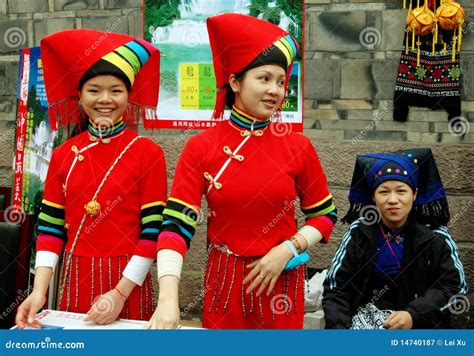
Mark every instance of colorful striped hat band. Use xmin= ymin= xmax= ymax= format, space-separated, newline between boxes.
xmin=79 ymin=39 xmax=152 ymax=89
xmin=245 ymin=34 xmax=298 ymax=72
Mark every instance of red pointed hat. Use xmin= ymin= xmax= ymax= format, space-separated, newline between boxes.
xmin=206 ymin=13 xmax=299 ymax=119
xmin=40 ymin=29 xmax=160 ymax=129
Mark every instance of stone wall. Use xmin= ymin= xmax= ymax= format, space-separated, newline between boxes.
xmin=0 ymin=0 xmax=472 ymax=327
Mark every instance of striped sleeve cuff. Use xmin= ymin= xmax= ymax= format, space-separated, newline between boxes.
xmin=160 ymin=197 xmax=200 ymax=249
xmin=37 ymin=199 xmax=67 ymax=242
xmin=140 ymin=201 xmax=165 ymax=241
xmin=36 ymin=234 xmax=65 ymax=255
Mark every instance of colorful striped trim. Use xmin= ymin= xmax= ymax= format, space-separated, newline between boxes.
xmin=100 ymin=39 xmax=151 ymax=86
xmin=272 ymin=35 xmax=298 ymax=68
xmin=37 ymin=200 xmax=66 ymax=241
xmin=433 ymin=227 xmax=469 ymax=294
xmin=42 ymin=199 xmax=64 ymax=209
xmin=140 ymin=201 xmax=165 ymax=242
xmin=230 ymin=106 xmax=270 ymax=130
xmin=88 ymin=118 xmax=125 ymax=138
xmin=327 ymin=219 xmax=361 ymax=289
xmin=302 ymin=195 xmax=336 ymax=221
xmin=167 ymin=197 xmax=199 ymax=214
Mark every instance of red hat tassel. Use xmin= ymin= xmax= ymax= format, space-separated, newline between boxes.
xmin=212 ymin=87 xmax=227 ymax=120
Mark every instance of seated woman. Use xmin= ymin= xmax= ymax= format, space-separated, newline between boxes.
xmin=323 ymin=148 xmax=468 ymax=329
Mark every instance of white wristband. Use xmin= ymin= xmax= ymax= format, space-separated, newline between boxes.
xmin=35 ymin=251 xmax=59 ymax=271
xmin=157 ymin=249 xmax=183 ymax=280
xmin=122 ymin=255 xmax=153 ymax=286
xmin=298 ymin=225 xmax=323 ymax=248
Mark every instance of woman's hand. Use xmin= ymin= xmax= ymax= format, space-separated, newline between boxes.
xmin=242 ymin=241 xmax=293 ymax=297
xmin=146 ymin=275 xmax=180 ymax=329
xmin=84 ymin=289 xmax=125 ymax=325
xmin=15 ymin=290 xmax=46 ymax=329
xmin=146 ymin=298 xmax=180 ymax=329
xmin=383 ymin=311 xmax=413 ymax=329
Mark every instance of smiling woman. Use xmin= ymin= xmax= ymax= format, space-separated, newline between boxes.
xmin=148 ymin=13 xmax=337 ymax=330
xmin=323 ymin=148 xmax=468 ymax=329
xmin=15 ymin=30 xmax=167 ymax=328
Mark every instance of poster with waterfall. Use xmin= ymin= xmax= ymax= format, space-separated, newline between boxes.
xmin=144 ymin=0 xmax=303 ymax=130
xmin=14 ymin=47 xmax=61 ymax=216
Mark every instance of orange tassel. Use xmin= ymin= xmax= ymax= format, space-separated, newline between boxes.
xmin=417 ymin=38 xmax=421 ymax=67
xmin=452 ymin=29 xmax=457 ymax=62
xmin=458 ymin=23 xmax=463 ymax=52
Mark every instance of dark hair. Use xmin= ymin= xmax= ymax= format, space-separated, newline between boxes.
xmin=225 ymin=70 xmax=246 ymax=109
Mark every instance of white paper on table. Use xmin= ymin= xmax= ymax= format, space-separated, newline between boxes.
xmin=26 ymin=310 xmax=202 ymax=330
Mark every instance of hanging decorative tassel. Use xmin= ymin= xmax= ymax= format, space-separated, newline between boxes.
xmin=452 ymin=29 xmax=457 ymax=62
xmin=432 ymin=21 xmax=437 ymax=54
xmin=412 ymin=29 xmax=416 ymax=50
xmin=417 ymin=0 xmax=420 ymax=7
xmin=403 ymin=0 xmax=406 ymax=9
xmin=417 ymin=38 xmax=421 ymax=66
xmin=457 ymin=21 xmax=463 ymax=52
xmin=443 ymin=42 xmax=447 ymax=55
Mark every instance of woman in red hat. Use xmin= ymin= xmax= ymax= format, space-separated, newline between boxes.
xmin=148 ymin=13 xmax=337 ymax=329
xmin=16 ymin=29 xmax=167 ymax=327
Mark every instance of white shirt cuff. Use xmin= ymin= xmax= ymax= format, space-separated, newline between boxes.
xmin=122 ymin=255 xmax=153 ymax=286
xmin=298 ymin=225 xmax=323 ymax=248
xmin=35 ymin=251 xmax=59 ymax=271
xmin=157 ymin=249 xmax=183 ymax=280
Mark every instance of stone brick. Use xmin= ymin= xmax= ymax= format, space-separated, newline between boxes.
xmin=431 ymin=146 xmax=474 ymax=192
xmin=82 ymin=16 xmax=128 ymax=35
xmin=128 ymin=10 xmax=142 ymax=38
xmin=344 ymin=129 xmax=406 ymax=141
xmin=0 ymin=0 xmax=7 ymax=15
xmin=0 ymin=20 xmax=28 ymax=53
xmin=54 ymin=0 xmax=98 ymax=11
xmin=108 ymin=0 xmax=141 ymax=8
xmin=0 ymin=62 xmax=19 ymax=96
xmin=33 ymin=11 xmax=75 ymax=20
xmin=318 ymin=119 xmax=374 ymax=131
xmin=341 ymin=60 xmax=372 ymax=99
xmin=33 ymin=18 xmax=76 ymax=45
xmin=371 ymin=59 xmax=399 ymax=100
xmin=305 ymin=109 xmax=340 ymax=120
xmin=0 ymin=123 xmax=15 ymax=167
xmin=333 ymin=100 xmax=373 ymax=110
xmin=0 ymin=169 xmax=13 ymax=186
xmin=309 ymin=11 xmax=367 ymax=52
xmin=447 ymin=198 xmax=474 ymax=244
xmin=381 ymin=10 xmax=406 ymax=52
xmin=375 ymin=120 xmax=430 ymax=132
xmin=8 ymin=0 xmax=48 ymax=13
xmin=0 ymin=96 xmax=15 ymax=112
xmin=304 ymin=129 xmax=344 ymax=141
xmin=305 ymin=59 xmax=339 ymax=100
xmin=406 ymin=132 xmax=440 ymax=143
